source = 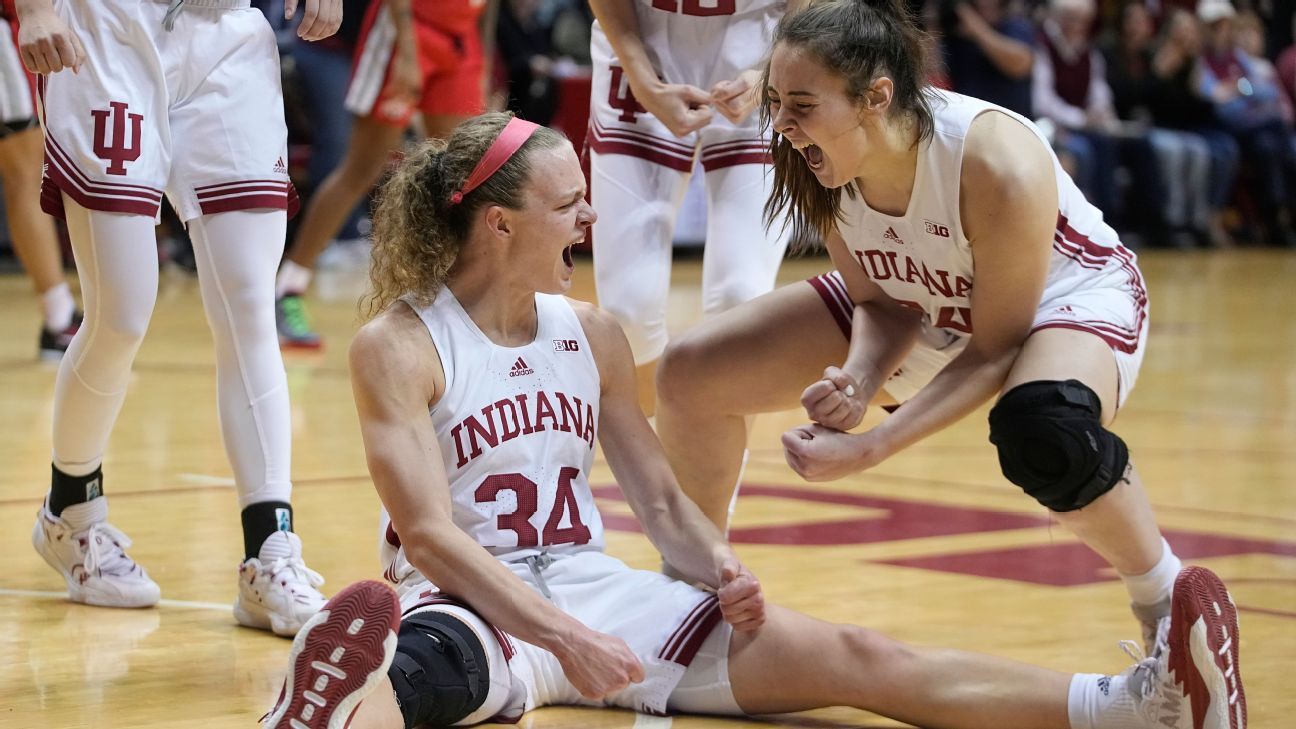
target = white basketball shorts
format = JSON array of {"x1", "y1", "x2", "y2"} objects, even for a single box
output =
[
  {"x1": 394, "y1": 550, "x2": 740, "y2": 723},
  {"x1": 38, "y1": 0, "x2": 296, "y2": 223}
]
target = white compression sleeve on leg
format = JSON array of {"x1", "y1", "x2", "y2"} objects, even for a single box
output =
[
  {"x1": 188, "y1": 210, "x2": 293, "y2": 507},
  {"x1": 589, "y1": 149, "x2": 691, "y2": 364},
  {"x1": 51, "y1": 197, "x2": 160, "y2": 475},
  {"x1": 700, "y1": 162, "x2": 789, "y2": 316}
]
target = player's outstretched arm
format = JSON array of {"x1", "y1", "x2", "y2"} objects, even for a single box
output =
[
  {"x1": 587, "y1": 0, "x2": 714, "y2": 136},
  {"x1": 576, "y1": 302, "x2": 765, "y2": 630},
  {"x1": 15, "y1": 0, "x2": 85, "y2": 74},
  {"x1": 348, "y1": 306, "x2": 643, "y2": 699}
]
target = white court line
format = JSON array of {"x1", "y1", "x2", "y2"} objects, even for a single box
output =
[
  {"x1": 0, "y1": 588, "x2": 229, "y2": 611},
  {"x1": 177, "y1": 473, "x2": 236, "y2": 487}
]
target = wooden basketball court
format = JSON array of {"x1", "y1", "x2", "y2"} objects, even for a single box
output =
[{"x1": 0, "y1": 250, "x2": 1292, "y2": 728}]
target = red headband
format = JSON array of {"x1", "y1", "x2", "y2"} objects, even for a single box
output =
[{"x1": 449, "y1": 117, "x2": 541, "y2": 205}]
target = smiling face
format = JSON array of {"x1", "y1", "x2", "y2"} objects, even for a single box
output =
[
  {"x1": 766, "y1": 42, "x2": 873, "y2": 190},
  {"x1": 506, "y1": 143, "x2": 595, "y2": 295}
]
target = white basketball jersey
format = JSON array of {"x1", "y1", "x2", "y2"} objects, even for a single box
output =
[
  {"x1": 836, "y1": 89, "x2": 1141, "y2": 344},
  {"x1": 598, "y1": 0, "x2": 783, "y2": 96},
  {"x1": 383, "y1": 291, "x2": 606, "y2": 583}
]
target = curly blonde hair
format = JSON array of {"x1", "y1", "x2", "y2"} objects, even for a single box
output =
[{"x1": 362, "y1": 112, "x2": 568, "y2": 318}]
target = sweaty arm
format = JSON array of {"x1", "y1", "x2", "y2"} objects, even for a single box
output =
[
  {"x1": 587, "y1": 0, "x2": 714, "y2": 136},
  {"x1": 867, "y1": 112, "x2": 1056, "y2": 456},
  {"x1": 576, "y1": 303, "x2": 733, "y2": 586},
  {"x1": 579, "y1": 301, "x2": 766, "y2": 630},
  {"x1": 350, "y1": 307, "x2": 643, "y2": 697},
  {"x1": 825, "y1": 230, "x2": 925, "y2": 403}
]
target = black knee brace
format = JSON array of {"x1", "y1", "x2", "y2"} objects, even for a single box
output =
[
  {"x1": 987, "y1": 380, "x2": 1129, "y2": 512},
  {"x1": 388, "y1": 610, "x2": 490, "y2": 728}
]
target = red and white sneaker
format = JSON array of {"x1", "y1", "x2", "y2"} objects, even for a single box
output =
[
  {"x1": 1101, "y1": 567, "x2": 1245, "y2": 729},
  {"x1": 263, "y1": 581, "x2": 401, "y2": 729},
  {"x1": 1166, "y1": 566, "x2": 1246, "y2": 729}
]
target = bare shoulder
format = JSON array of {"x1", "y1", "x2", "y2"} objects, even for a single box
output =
[
  {"x1": 566, "y1": 296, "x2": 634, "y2": 388},
  {"x1": 568, "y1": 297, "x2": 625, "y2": 348},
  {"x1": 962, "y1": 111, "x2": 1054, "y2": 189},
  {"x1": 349, "y1": 302, "x2": 442, "y2": 401},
  {"x1": 961, "y1": 111, "x2": 1058, "y2": 242}
]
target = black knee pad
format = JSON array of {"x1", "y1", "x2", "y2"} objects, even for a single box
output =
[
  {"x1": 987, "y1": 380, "x2": 1129, "y2": 512},
  {"x1": 388, "y1": 610, "x2": 490, "y2": 728}
]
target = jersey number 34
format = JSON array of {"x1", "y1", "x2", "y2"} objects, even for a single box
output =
[{"x1": 476, "y1": 467, "x2": 593, "y2": 547}]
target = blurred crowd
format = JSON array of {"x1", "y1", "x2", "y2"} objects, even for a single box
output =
[
  {"x1": 263, "y1": 0, "x2": 1296, "y2": 254},
  {"x1": 931, "y1": 0, "x2": 1296, "y2": 248},
  {"x1": 4, "y1": 0, "x2": 1295, "y2": 283}
]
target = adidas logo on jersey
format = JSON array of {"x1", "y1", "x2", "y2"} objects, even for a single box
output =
[
  {"x1": 883, "y1": 226, "x2": 904, "y2": 245},
  {"x1": 509, "y1": 357, "x2": 534, "y2": 377},
  {"x1": 273, "y1": 156, "x2": 287, "y2": 174}
]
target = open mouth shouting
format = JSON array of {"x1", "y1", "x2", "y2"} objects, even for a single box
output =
[
  {"x1": 789, "y1": 139, "x2": 824, "y2": 171},
  {"x1": 562, "y1": 243, "x2": 575, "y2": 270}
]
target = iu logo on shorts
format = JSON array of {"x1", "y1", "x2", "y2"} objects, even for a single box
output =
[
  {"x1": 91, "y1": 101, "x2": 143, "y2": 176},
  {"x1": 608, "y1": 67, "x2": 647, "y2": 123}
]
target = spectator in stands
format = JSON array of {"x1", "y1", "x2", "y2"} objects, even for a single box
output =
[
  {"x1": 1106, "y1": 2, "x2": 1225, "y2": 247},
  {"x1": 940, "y1": 0, "x2": 1036, "y2": 116},
  {"x1": 1199, "y1": 0, "x2": 1296, "y2": 246},
  {"x1": 497, "y1": 0, "x2": 560, "y2": 125},
  {"x1": 1034, "y1": 0, "x2": 1164, "y2": 243}
]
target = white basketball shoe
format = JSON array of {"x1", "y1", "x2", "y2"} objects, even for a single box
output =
[
  {"x1": 32, "y1": 496, "x2": 161, "y2": 608},
  {"x1": 234, "y1": 530, "x2": 327, "y2": 637},
  {"x1": 262, "y1": 580, "x2": 400, "y2": 729},
  {"x1": 1101, "y1": 566, "x2": 1246, "y2": 729}
]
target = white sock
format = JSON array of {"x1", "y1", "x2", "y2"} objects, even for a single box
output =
[
  {"x1": 1120, "y1": 538, "x2": 1181, "y2": 607},
  {"x1": 1068, "y1": 672, "x2": 1138, "y2": 729},
  {"x1": 275, "y1": 260, "x2": 313, "y2": 298},
  {"x1": 41, "y1": 282, "x2": 76, "y2": 331}
]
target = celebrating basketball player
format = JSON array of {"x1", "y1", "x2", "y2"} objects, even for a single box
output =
[
  {"x1": 656, "y1": 0, "x2": 1193, "y2": 661},
  {"x1": 18, "y1": 0, "x2": 336, "y2": 633},
  {"x1": 263, "y1": 112, "x2": 1244, "y2": 729},
  {"x1": 586, "y1": 0, "x2": 800, "y2": 413}
]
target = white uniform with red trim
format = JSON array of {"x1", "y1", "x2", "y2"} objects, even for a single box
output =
[
  {"x1": 588, "y1": 0, "x2": 789, "y2": 365},
  {"x1": 37, "y1": 0, "x2": 296, "y2": 222},
  {"x1": 589, "y1": 0, "x2": 783, "y2": 165},
  {"x1": 380, "y1": 290, "x2": 738, "y2": 723},
  {"x1": 810, "y1": 89, "x2": 1149, "y2": 406}
]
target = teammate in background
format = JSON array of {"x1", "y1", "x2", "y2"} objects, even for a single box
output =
[
  {"x1": 19, "y1": 0, "x2": 336, "y2": 633},
  {"x1": 657, "y1": 0, "x2": 1186, "y2": 659},
  {"x1": 263, "y1": 112, "x2": 1244, "y2": 729},
  {"x1": 1, "y1": 0, "x2": 79, "y2": 359},
  {"x1": 273, "y1": 0, "x2": 495, "y2": 349},
  {"x1": 586, "y1": 0, "x2": 797, "y2": 413}
]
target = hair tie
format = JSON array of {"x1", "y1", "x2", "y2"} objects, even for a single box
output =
[{"x1": 448, "y1": 117, "x2": 541, "y2": 206}]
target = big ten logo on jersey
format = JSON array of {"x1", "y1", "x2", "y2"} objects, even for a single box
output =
[
  {"x1": 924, "y1": 220, "x2": 951, "y2": 238},
  {"x1": 553, "y1": 339, "x2": 580, "y2": 352},
  {"x1": 608, "y1": 66, "x2": 648, "y2": 123},
  {"x1": 91, "y1": 101, "x2": 143, "y2": 176},
  {"x1": 650, "y1": 0, "x2": 736, "y2": 16}
]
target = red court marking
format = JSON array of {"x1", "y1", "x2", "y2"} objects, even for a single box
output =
[
  {"x1": 592, "y1": 484, "x2": 1051, "y2": 544},
  {"x1": 593, "y1": 483, "x2": 1296, "y2": 593},
  {"x1": 877, "y1": 530, "x2": 1296, "y2": 586}
]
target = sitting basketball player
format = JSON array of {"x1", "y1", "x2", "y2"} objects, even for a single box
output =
[{"x1": 262, "y1": 113, "x2": 1245, "y2": 729}]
